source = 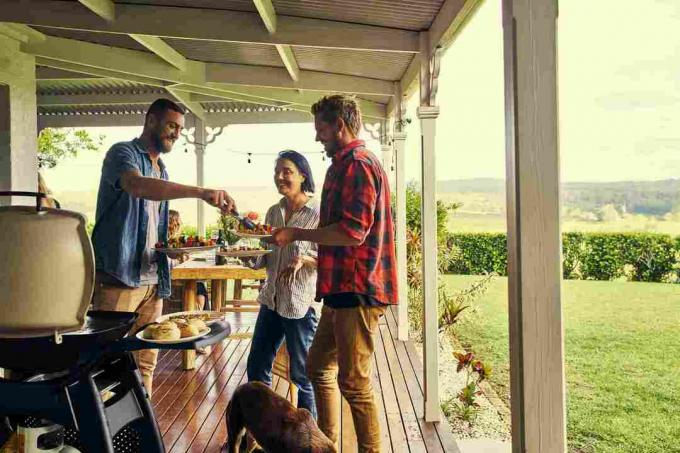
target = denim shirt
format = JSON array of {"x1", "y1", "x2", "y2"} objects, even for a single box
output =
[{"x1": 92, "y1": 138, "x2": 171, "y2": 298}]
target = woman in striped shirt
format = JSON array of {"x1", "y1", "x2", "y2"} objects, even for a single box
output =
[{"x1": 246, "y1": 150, "x2": 321, "y2": 419}]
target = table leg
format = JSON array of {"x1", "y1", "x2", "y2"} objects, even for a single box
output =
[
  {"x1": 182, "y1": 280, "x2": 197, "y2": 370},
  {"x1": 211, "y1": 279, "x2": 224, "y2": 312},
  {"x1": 234, "y1": 279, "x2": 243, "y2": 307}
]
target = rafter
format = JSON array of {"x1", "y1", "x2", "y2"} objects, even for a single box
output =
[
  {"x1": 252, "y1": 0, "x2": 300, "y2": 82},
  {"x1": 37, "y1": 92, "x2": 168, "y2": 107},
  {"x1": 0, "y1": 22, "x2": 45, "y2": 44},
  {"x1": 38, "y1": 109, "x2": 312, "y2": 128},
  {"x1": 252, "y1": 0, "x2": 276, "y2": 34},
  {"x1": 78, "y1": 0, "x2": 115, "y2": 22},
  {"x1": 24, "y1": 36, "x2": 394, "y2": 96},
  {"x1": 35, "y1": 57, "x2": 167, "y2": 87},
  {"x1": 392, "y1": 0, "x2": 483, "y2": 109},
  {"x1": 275, "y1": 44, "x2": 300, "y2": 82},
  {"x1": 1, "y1": 0, "x2": 418, "y2": 53},
  {"x1": 166, "y1": 86, "x2": 207, "y2": 121},
  {"x1": 129, "y1": 34, "x2": 187, "y2": 71}
]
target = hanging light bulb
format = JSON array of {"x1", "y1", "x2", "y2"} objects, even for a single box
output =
[{"x1": 247, "y1": 153, "x2": 252, "y2": 164}]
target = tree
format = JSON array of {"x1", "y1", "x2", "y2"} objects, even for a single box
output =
[{"x1": 38, "y1": 128, "x2": 104, "y2": 169}]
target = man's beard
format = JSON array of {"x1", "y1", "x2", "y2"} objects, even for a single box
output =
[
  {"x1": 324, "y1": 137, "x2": 340, "y2": 158},
  {"x1": 152, "y1": 132, "x2": 172, "y2": 154}
]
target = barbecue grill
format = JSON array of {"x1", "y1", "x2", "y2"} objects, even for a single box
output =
[{"x1": 0, "y1": 192, "x2": 232, "y2": 452}]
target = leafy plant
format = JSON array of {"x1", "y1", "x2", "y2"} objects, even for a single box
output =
[
  {"x1": 38, "y1": 128, "x2": 104, "y2": 169},
  {"x1": 447, "y1": 351, "x2": 492, "y2": 424},
  {"x1": 217, "y1": 211, "x2": 240, "y2": 245}
]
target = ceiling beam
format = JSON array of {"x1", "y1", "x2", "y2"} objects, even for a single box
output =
[
  {"x1": 78, "y1": 0, "x2": 115, "y2": 22},
  {"x1": 36, "y1": 57, "x2": 168, "y2": 87},
  {"x1": 429, "y1": 0, "x2": 482, "y2": 53},
  {"x1": 37, "y1": 92, "x2": 169, "y2": 106},
  {"x1": 129, "y1": 34, "x2": 187, "y2": 71},
  {"x1": 1, "y1": 0, "x2": 419, "y2": 53},
  {"x1": 390, "y1": 0, "x2": 483, "y2": 108},
  {"x1": 204, "y1": 62, "x2": 393, "y2": 96},
  {"x1": 252, "y1": 0, "x2": 276, "y2": 34},
  {"x1": 0, "y1": 22, "x2": 45, "y2": 44},
  {"x1": 275, "y1": 45, "x2": 300, "y2": 82},
  {"x1": 252, "y1": 0, "x2": 300, "y2": 82},
  {"x1": 166, "y1": 86, "x2": 207, "y2": 121},
  {"x1": 24, "y1": 35, "x2": 394, "y2": 95},
  {"x1": 206, "y1": 83, "x2": 385, "y2": 119},
  {"x1": 38, "y1": 109, "x2": 312, "y2": 128}
]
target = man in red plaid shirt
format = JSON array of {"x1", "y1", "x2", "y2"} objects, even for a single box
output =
[{"x1": 270, "y1": 95, "x2": 397, "y2": 452}]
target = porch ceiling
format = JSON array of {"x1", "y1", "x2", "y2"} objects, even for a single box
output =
[{"x1": 1, "y1": 0, "x2": 480, "y2": 127}]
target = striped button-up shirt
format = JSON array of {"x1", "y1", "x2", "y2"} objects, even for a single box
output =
[{"x1": 255, "y1": 197, "x2": 321, "y2": 319}]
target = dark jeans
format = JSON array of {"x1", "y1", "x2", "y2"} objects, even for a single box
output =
[{"x1": 246, "y1": 304, "x2": 319, "y2": 419}]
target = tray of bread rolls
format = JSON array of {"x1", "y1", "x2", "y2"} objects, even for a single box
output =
[{"x1": 115, "y1": 316, "x2": 231, "y2": 352}]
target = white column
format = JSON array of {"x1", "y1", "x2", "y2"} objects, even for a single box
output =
[
  {"x1": 0, "y1": 37, "x2": 38, "y2": 206},
  {"x1": 503, "y1": 0, "x2": 566, "y2": 452},
  {"x1": 418, "y1": 105, "x2": 440, "y2": 422},
  {"x1": 393, "y1": 131, "x2": 409, "y2": 342},
  {"x1": 194, "y1": 118, "x2": 206, "y2": 238}
]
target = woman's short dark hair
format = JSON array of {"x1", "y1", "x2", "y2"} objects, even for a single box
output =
[{"x1": 277, "y1": 150, "x2": 315, "y2": 193}]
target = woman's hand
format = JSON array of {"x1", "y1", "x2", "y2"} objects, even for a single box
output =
[{"x1": 277, "y1": 255, "x2": 305, "y2": 286}]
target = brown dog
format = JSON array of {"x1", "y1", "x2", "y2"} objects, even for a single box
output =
[{"x1": 225, "y1": 381, "x2": 336, "y2": 453}]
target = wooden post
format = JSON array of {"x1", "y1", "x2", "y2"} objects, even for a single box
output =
[
  {"x1": 502, "y1": 0, "x2": 566, "y2": 452},
  {"x1": 419, "y1": 29, "x2": 441, "y2": 423},
  {"x1": 194, "y1": 117, "x2": 206, "y2": 238},
  {"x1": 182, "y1": 280, "x2": 198, "y2": 370},
  {"x1": 393, "y1": 130, "x2": 408, "y2": 342},
  {"x1": 233, "y1": 279, "x2": 243, "y2": 303},
  {"x1": 211, "y1": 279, "x2": 224, "y2": 312}
]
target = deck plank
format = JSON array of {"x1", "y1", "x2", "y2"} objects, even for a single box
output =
[
  {"x1": 185, "y1": 338, "x2": 250, "y2": 453},
  {"x1": 386, "y1": 307, "x2": 461, "y2": 453},
  {"x1": 166, "y1": 339, "x2": 250, "y2": 452},
  {"x1": 151, "y1": 315, "x2": 460, "y2": 453},
  {"x1": 382, "y1": 308, "x2": 445, "y2": 453},
  {"x1": 155, "y1": 338, "x2": 239, "y2": 433},
  {"x1": 380, "y1": 323, "x2": 428, "y2": 453},
  {"x1": 374, "y1": 321, "x2": 409, "y2": 453}
]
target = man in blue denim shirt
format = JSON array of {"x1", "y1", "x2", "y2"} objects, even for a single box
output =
[{"x1": 92, "y1": 99, "x2": 236, "y2": 395}]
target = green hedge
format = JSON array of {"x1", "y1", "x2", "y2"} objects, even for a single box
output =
[{"x1": 446, "y1": 232, "x2": 678, "y2": 283}]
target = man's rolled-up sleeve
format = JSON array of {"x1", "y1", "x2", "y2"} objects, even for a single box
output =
[
  {"x1": 101, "y1": 144, "x2": 140, "y2": 190},
  {"x1": 338, "y1": 161, "x2": 377, "y2": 243}
]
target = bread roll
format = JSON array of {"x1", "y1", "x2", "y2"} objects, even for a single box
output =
[
  {"x1": 180, "y1": 323, "x2": 199, "y2": 338},
  {"x1": 152, "y1": 321, "x2": 181, "y2": 341},
  {"x1": 172, "y1": 318, "x2": 188, "y2": 327},
  {"x1": 188, "y1": 318, "x2": 208, "y2": 332},
  {"x1": 143, "y1": 324, "x2": 159, "y2": 339}
]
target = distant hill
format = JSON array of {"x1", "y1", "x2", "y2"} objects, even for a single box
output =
[{"x1": 437, "y1": 178, "x2": 680, "y2": 216}]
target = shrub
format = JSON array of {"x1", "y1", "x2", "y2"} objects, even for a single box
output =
[
  {"x1": 444, "y1": 231, "x2": 679, "y2": 283},
  {"x1": 447, "y1": 233, "x2": 507, "y2": 275}
]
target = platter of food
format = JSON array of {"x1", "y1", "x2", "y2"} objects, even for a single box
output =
[
  {"x1": 154, "y1": 235, "x2": 219, "y2": 255},
  {"x1": 230, "y1": 211, "x2": 274, "y2": 238},
  {"x1": 216, "y1": 244, "x2": 272, "y2": 258},
  {"x1": 136, "y1": 317, "x2": 211, "y2": 344}
]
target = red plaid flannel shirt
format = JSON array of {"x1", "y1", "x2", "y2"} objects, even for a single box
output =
[{"x1": 316, "y1": 140, "x2": 398, "y2": 305}]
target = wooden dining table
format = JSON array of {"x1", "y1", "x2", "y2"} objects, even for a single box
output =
[{"x1": 171, "y1": 259, "x2": 265, "y2": 370}]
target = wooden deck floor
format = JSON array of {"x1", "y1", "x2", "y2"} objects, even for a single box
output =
[{"x1": 151, "y1": 307, "x2": 460, "y2": 452}]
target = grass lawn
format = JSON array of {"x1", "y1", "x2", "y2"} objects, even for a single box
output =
[{"x1": 444, "y1": 275, "x2": 680, "y2": 453}]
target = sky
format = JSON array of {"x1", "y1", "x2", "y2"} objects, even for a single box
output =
[{"x1": 44, "y1": 0, "x2": 680, "y2": 222}]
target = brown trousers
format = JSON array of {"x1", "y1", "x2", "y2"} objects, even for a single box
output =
[
  {"x1": 92, "y1": 283, "x2": 163, "y2": 396},
  {"x1": 307, "y1": 304, "x2": 386, "y2": 453}
]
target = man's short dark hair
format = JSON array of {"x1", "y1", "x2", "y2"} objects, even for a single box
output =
[
  {"x1": 311, "y1": 95, "x2": 362, "y2": 136},
  {"x1": 146, "y1": 98, "x2": 185, "y2": 122}
]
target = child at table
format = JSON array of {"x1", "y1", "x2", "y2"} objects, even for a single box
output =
[{"x1": 168, "y1": 210, "x2": 209, "y2": 310}]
